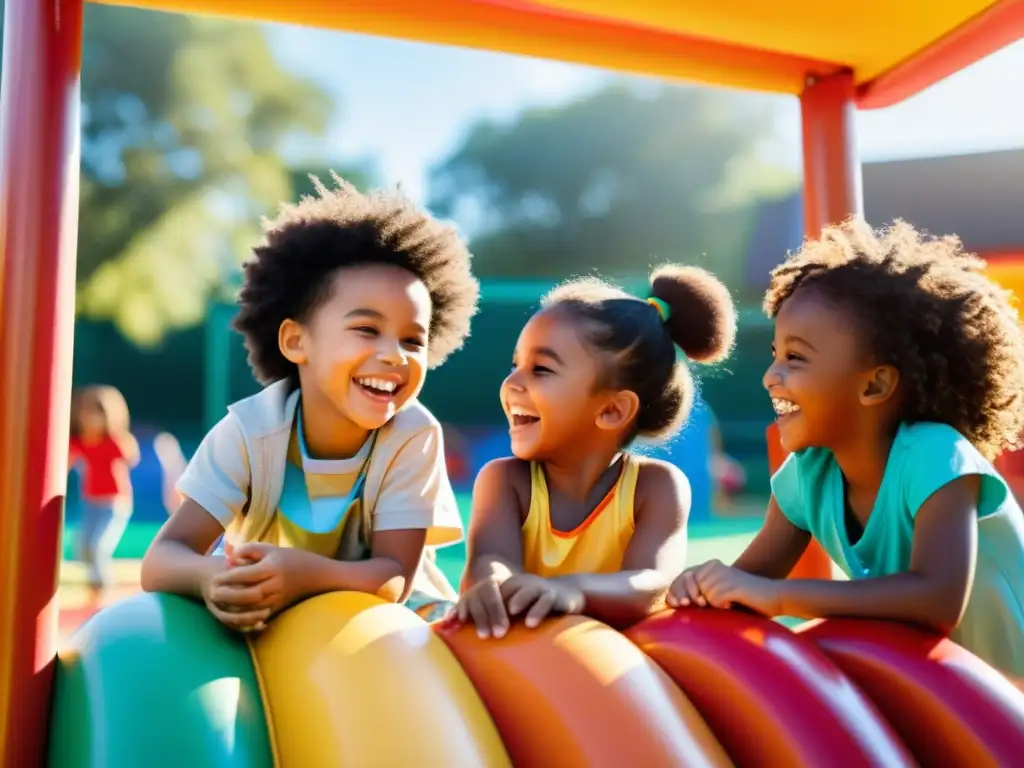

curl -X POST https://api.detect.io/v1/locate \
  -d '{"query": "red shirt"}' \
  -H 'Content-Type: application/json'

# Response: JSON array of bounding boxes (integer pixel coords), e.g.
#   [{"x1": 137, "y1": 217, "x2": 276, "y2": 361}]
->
[{"x1": 69, "y1": 435, "x2": 130, "y2": 500}]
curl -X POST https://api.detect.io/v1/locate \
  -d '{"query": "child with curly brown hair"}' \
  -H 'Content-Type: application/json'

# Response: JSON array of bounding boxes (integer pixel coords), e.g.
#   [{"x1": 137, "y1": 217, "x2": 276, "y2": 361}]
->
[
  {"x1": 457, "y1": 266, "x2": 737, "y2": 638},
  {"x1": 141, "y1": 174, "x2": 478, "y2": 630},
  {"x1": 669, "y1": 218, "x2": 1024, "y2": 677}
]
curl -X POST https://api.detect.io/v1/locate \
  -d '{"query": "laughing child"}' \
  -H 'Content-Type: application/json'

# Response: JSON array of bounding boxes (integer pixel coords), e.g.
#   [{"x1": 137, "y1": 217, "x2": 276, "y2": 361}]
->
[
  {"x1": 670, "y1": 218, "x2": 1024, "y2": 678},
  {"x1": 457, "y1": 265, "x2": 737, "y2": 637},
  {"x1": 141, "y1": 174, "x2": 478, "y2": 629}
]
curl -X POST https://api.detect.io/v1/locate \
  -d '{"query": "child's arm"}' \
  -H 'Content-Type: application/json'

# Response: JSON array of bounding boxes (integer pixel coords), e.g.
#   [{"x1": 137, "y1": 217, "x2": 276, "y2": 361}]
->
[
  {"x1": 769, "y1": 475, "x2": 977, "y2": 632},
  {"x1": 456, "y1": 458, "x2": 527, "y2": 637},
  {"x1": 141, "y1": 499, "x2": 272, "y2": 630},
  {"x1": 141, "y1": 415, "x2": 268, "y2": 629},
  {"x1": 677, "y1": 477, "x2": 977, "y2": 633},
  {"x1": 732, "y1": 496, "x2": 812, "y2": 578},
  {"x1": 554, "y1": 461, "x2": 689, "y2": 628},
  {"x1": 219, "y1": 529, "x2": 428, "y2": 607},
  {"x1": 112, "y1": 431, "x2": 141, "y2": 468},
  {"x1": 463, "y1": 458, "x2": 526, "y2": 589}
]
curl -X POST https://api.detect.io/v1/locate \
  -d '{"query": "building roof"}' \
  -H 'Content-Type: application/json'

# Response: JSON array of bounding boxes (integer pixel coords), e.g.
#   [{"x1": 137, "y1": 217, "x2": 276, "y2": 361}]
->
[{"x1": 745, "y1": 147, "x2": 1024, "y2": 287}]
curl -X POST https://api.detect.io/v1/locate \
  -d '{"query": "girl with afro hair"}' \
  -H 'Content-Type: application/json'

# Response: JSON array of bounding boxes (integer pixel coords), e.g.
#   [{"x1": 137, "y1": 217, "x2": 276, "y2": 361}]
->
[{"x1": 671, "y1": 218, "x2": 1024, "y2": 679}]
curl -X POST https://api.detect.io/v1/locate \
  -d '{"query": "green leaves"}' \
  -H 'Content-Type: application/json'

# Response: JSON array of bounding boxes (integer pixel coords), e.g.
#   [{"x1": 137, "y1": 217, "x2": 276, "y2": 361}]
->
[
  {"x1": 429, "y1": 82, "x2": 798, "y2": 293},
  {"x1": 73, "y1": 6, "x2": 332, "y2": 346}
]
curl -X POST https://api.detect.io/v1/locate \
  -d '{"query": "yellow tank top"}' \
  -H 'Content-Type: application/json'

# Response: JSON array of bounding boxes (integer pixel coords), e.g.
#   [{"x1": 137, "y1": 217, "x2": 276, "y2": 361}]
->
[{"x1": 521, "y1": 456, "x2": 639, "y2": 579}]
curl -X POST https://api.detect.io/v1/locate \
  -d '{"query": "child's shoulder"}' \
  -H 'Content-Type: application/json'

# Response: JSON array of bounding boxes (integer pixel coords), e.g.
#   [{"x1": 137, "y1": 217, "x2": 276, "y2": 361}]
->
[
  {"x1": 379, "y1": 399, "x2": 443, "y2": 442},
  {"x1": 475, "y1": 456, "x2": 532, "y2": 488},
  {"x1": 897, "y1": 421, "x2": 969, "y2": 450},
  {"x1": 630, "y1": 455, "x2": 691, "y2": 516}
]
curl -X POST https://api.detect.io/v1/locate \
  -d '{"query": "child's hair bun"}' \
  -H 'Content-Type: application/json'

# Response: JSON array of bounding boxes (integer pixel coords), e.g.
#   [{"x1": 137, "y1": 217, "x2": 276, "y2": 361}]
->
[{"x1": 649, "y1": 264, "x2": 736, "y2": 364}]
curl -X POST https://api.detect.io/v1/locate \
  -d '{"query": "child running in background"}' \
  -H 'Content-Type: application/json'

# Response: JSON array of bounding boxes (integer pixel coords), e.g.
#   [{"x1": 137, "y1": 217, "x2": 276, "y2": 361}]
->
[
  {"x1": 669, "y1": 218, "x2": 1024, "y2": 678},
  {"x1": 457, "y1": 265, "x2": 737, "y2": 638},
  {"x1": 69, "y1": 385, "x2": 140, "y2": 606},
  {"x1": 141, "y1": 174, "x2": 477, "y2": 630}
]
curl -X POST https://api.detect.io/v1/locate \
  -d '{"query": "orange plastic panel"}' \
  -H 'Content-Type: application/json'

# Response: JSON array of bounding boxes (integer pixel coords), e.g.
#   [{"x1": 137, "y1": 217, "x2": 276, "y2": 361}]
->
[
  {"x1": 799, "y1": 618, "x2": 1024, "y2": 766},
  {"x1": 435, "y1": 616, "x2": 731, "y2": 767},
  {"x1": 627, "y1": 609, "x2": 913, "y2": 767},
  {"x1": 96, "y1": 0, "x2": 836, "y2": 96}
]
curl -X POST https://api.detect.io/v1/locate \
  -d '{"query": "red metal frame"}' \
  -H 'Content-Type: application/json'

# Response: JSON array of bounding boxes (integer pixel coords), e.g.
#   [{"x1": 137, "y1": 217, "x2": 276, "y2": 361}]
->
[
  {"x1": 858, "y1": 0, "x2": 1024, "y2": 110},
  {"x1": 769, "y1": 70, "x2": 863, "y2": 580},
  {"x1": 0, "y1": 0, "x2": 83, "y2": 763}
]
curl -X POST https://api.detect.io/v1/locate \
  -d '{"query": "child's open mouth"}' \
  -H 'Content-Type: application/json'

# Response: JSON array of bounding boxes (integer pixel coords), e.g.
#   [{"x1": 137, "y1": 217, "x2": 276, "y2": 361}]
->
[
  {"x1": 354, "y1": 376, "x2": 404, "y2": 402},
  {"x1": 772, "y1": 397, "x2": 800, "y2": 419},
  {"x1": 509, "y1": 407, "x2": 540, "y2": 429}
]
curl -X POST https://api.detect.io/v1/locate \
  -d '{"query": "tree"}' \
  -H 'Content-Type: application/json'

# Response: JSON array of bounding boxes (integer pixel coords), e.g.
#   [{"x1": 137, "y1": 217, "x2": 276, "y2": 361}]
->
[
  {"x1": 429, "y1": 82, "x2": 797, "y2": 292},
  {"x1": 66, "y1": 6, "x2": 334, "y2": 345}
]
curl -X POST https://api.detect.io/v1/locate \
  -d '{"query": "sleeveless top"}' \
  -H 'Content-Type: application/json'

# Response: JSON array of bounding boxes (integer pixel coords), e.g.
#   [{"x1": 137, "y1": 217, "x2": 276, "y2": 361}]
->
[{"x1": 521, "y1": 456, "x2": 639, "y2": 578}]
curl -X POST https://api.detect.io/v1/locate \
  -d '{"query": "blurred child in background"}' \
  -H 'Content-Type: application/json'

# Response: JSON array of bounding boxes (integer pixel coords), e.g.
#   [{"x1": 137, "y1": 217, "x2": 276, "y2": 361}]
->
[{"x1": 69, "y1": 385, "x2": 140, "y2": 605}]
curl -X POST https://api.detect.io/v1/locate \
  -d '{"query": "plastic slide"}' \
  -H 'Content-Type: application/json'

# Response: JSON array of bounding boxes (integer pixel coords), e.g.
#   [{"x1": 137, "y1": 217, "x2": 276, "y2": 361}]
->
[
  {"x1": 250, "y1": 591, "x2": 510, "y2": 766},
  {"x1": 48, "y1": 593, "x2": 272, "y2": 768},
  {"x1": 436, "y1": 614, "x2": 731, "y2": 767},
  {"x1": 798, "y1": 618, "x2": 1024, "y2": 766},
  {"x1": 50, "y1": 592, "x2": 1024, "y2": 767},
  {"x1": 626, "y1": 609, "x2": 911, "y2": 767}
]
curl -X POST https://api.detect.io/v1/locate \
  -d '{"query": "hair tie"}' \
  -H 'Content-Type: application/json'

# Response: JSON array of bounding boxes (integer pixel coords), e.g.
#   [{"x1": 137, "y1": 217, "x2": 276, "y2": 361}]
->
[{"x1": 646, "y1": 297, "x2": 671, "y2": 323}]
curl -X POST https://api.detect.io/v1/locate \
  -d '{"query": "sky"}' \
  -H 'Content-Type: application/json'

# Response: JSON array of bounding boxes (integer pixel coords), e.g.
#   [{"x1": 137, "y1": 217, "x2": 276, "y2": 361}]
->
[{"x1": 267, "y1": 24, "x2": 1024, "y2": 203}]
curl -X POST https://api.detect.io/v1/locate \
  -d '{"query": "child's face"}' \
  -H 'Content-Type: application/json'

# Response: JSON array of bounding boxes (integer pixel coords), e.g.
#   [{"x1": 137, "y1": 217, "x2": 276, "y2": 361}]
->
[
  {"x1": 77, "y1": 400, "x2": 107, "y2": 438},
  {"x1": 763, "y1": 287, "x2": 872, "y2": 453},
  {"x1": 500, "y1": 308, "x2": 609, "y2": 461},
  {"x1": 287, "y1": 264, "x2": 431, "y2": 431}
]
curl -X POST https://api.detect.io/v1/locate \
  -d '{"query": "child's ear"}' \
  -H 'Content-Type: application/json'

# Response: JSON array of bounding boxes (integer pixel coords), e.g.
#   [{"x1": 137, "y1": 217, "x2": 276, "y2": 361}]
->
[
  {"x1": 596, "y1": 390, "x2": 640, "y2": 433},
  {"x1": 860, "y1": 364, "x2": 899, "y2": 406},
  {"x1": 278, "y1": 319, "x2": 308, "y2": 366}
]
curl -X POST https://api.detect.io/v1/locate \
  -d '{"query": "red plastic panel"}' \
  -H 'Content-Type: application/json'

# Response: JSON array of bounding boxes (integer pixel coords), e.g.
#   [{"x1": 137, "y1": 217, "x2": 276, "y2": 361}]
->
[
  {"x1": 799, "y1": 618, "x2": 1024, "y2": 766},
  {"x1": 628, "y1": 609, "x2": 912, "y2": 767},
  {"x1": 435, "y1": 616, "x2": 732, "y2": 767}
]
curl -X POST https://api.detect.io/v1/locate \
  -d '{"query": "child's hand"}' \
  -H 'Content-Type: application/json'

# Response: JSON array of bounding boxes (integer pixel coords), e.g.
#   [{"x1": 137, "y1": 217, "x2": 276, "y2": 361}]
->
[
  {"x1": 502, "y1": 573, "x2": 585, "y2": 629},
  {"x1": 200, "y1": 559, "x2": 272, "y2": 633},
  {"x1": 209, "y1": 543, "x2": 309, "y2": 621},
  {"x1": 671, "y1": 559, "x2": 782, "y2": 617},
  {"x1": 456, "y1": 575, "x2": 510, "y2": 639},
  {"x1": 668, "y1": 564, "x2": 708, "y2": 607}
]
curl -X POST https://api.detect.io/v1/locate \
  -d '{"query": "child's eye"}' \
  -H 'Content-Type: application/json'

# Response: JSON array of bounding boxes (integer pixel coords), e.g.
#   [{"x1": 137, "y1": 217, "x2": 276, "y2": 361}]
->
[
  {"x1": 533, "y1": 366, "x2": 553, "y2": 375},
  {"x1": 403, "y1": 337, "x2": 426, "y2": 349},
  {"x1": 352, "y1": 326, "x2": 379, "y2": 336},
  {"x1": 786, "y1": 352, "x2": 805, "y2": 362}
]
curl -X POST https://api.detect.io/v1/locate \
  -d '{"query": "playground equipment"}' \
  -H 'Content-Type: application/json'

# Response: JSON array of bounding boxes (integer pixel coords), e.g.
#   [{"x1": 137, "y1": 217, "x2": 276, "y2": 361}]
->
[{"x1": 4, "y1": 0, "x2": 1024, "y2": 764}]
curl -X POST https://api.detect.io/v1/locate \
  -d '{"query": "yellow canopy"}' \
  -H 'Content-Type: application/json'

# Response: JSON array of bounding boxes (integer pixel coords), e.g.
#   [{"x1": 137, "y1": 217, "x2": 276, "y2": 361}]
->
[{"x1": 99, "y1": 0, "x2": 1022, "y2": 105}]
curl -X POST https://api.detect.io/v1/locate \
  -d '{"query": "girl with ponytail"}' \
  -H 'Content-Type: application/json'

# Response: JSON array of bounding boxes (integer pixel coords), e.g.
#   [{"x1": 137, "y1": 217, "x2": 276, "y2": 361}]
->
[{"x1": 456, "y1": 265, "x2": 737, "y2": 637}]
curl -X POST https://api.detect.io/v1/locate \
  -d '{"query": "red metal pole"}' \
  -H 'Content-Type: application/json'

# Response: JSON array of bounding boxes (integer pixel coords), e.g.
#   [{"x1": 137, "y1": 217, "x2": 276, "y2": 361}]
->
[
  {"x1": 0, "y1": 0, "x2": 83, "y2": 763},
  {"x1": 771, "y1": 70, "x2": 862, "y2": 580}
]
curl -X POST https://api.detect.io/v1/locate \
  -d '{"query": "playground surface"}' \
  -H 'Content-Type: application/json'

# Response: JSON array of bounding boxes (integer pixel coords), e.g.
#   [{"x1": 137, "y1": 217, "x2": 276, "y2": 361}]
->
[{"x1": 57, "y1": 495, "x2": 767, "y2": 641}]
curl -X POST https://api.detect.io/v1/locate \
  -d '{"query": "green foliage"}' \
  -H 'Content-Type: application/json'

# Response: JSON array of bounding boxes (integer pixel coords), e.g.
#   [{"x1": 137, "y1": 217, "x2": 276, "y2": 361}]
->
[
  {"x1": 67, "y1": 6, "x2": 331, "y2": 345},
  {"x1": 429, "y1": 82, "x2": 798, "y2": 290}
]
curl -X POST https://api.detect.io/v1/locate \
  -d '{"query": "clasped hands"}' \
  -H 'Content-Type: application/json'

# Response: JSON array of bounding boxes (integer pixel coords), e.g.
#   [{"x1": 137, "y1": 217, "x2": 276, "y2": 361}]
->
[{"x1": 201, "y1": 542, "x2": 306, "y2": 632}]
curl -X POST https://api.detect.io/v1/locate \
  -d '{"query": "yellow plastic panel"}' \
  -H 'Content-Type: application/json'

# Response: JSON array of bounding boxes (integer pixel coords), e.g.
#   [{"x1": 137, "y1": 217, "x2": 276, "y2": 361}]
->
[
  {"x1": 94, "y1": 0, "x2": 837, "y2": 94},
  {"x1": 521, "y1": 0, "x2": 1002, "y2": 82},
  {"x1": 250, "y1": 592, "x2": 511, "y2": 767}
]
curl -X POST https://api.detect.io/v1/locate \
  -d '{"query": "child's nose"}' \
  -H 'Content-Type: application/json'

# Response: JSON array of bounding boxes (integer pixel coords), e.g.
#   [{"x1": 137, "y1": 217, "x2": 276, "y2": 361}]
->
[
  {"x1": 377, "y1": 337, "x2": 406, "y2": 366},
  {"x1": 503, "y1": 369, "x2": 525, "y2": 391},
  {"x1": 762, "y1": 363, "x2": 783, "y2": 391}
]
